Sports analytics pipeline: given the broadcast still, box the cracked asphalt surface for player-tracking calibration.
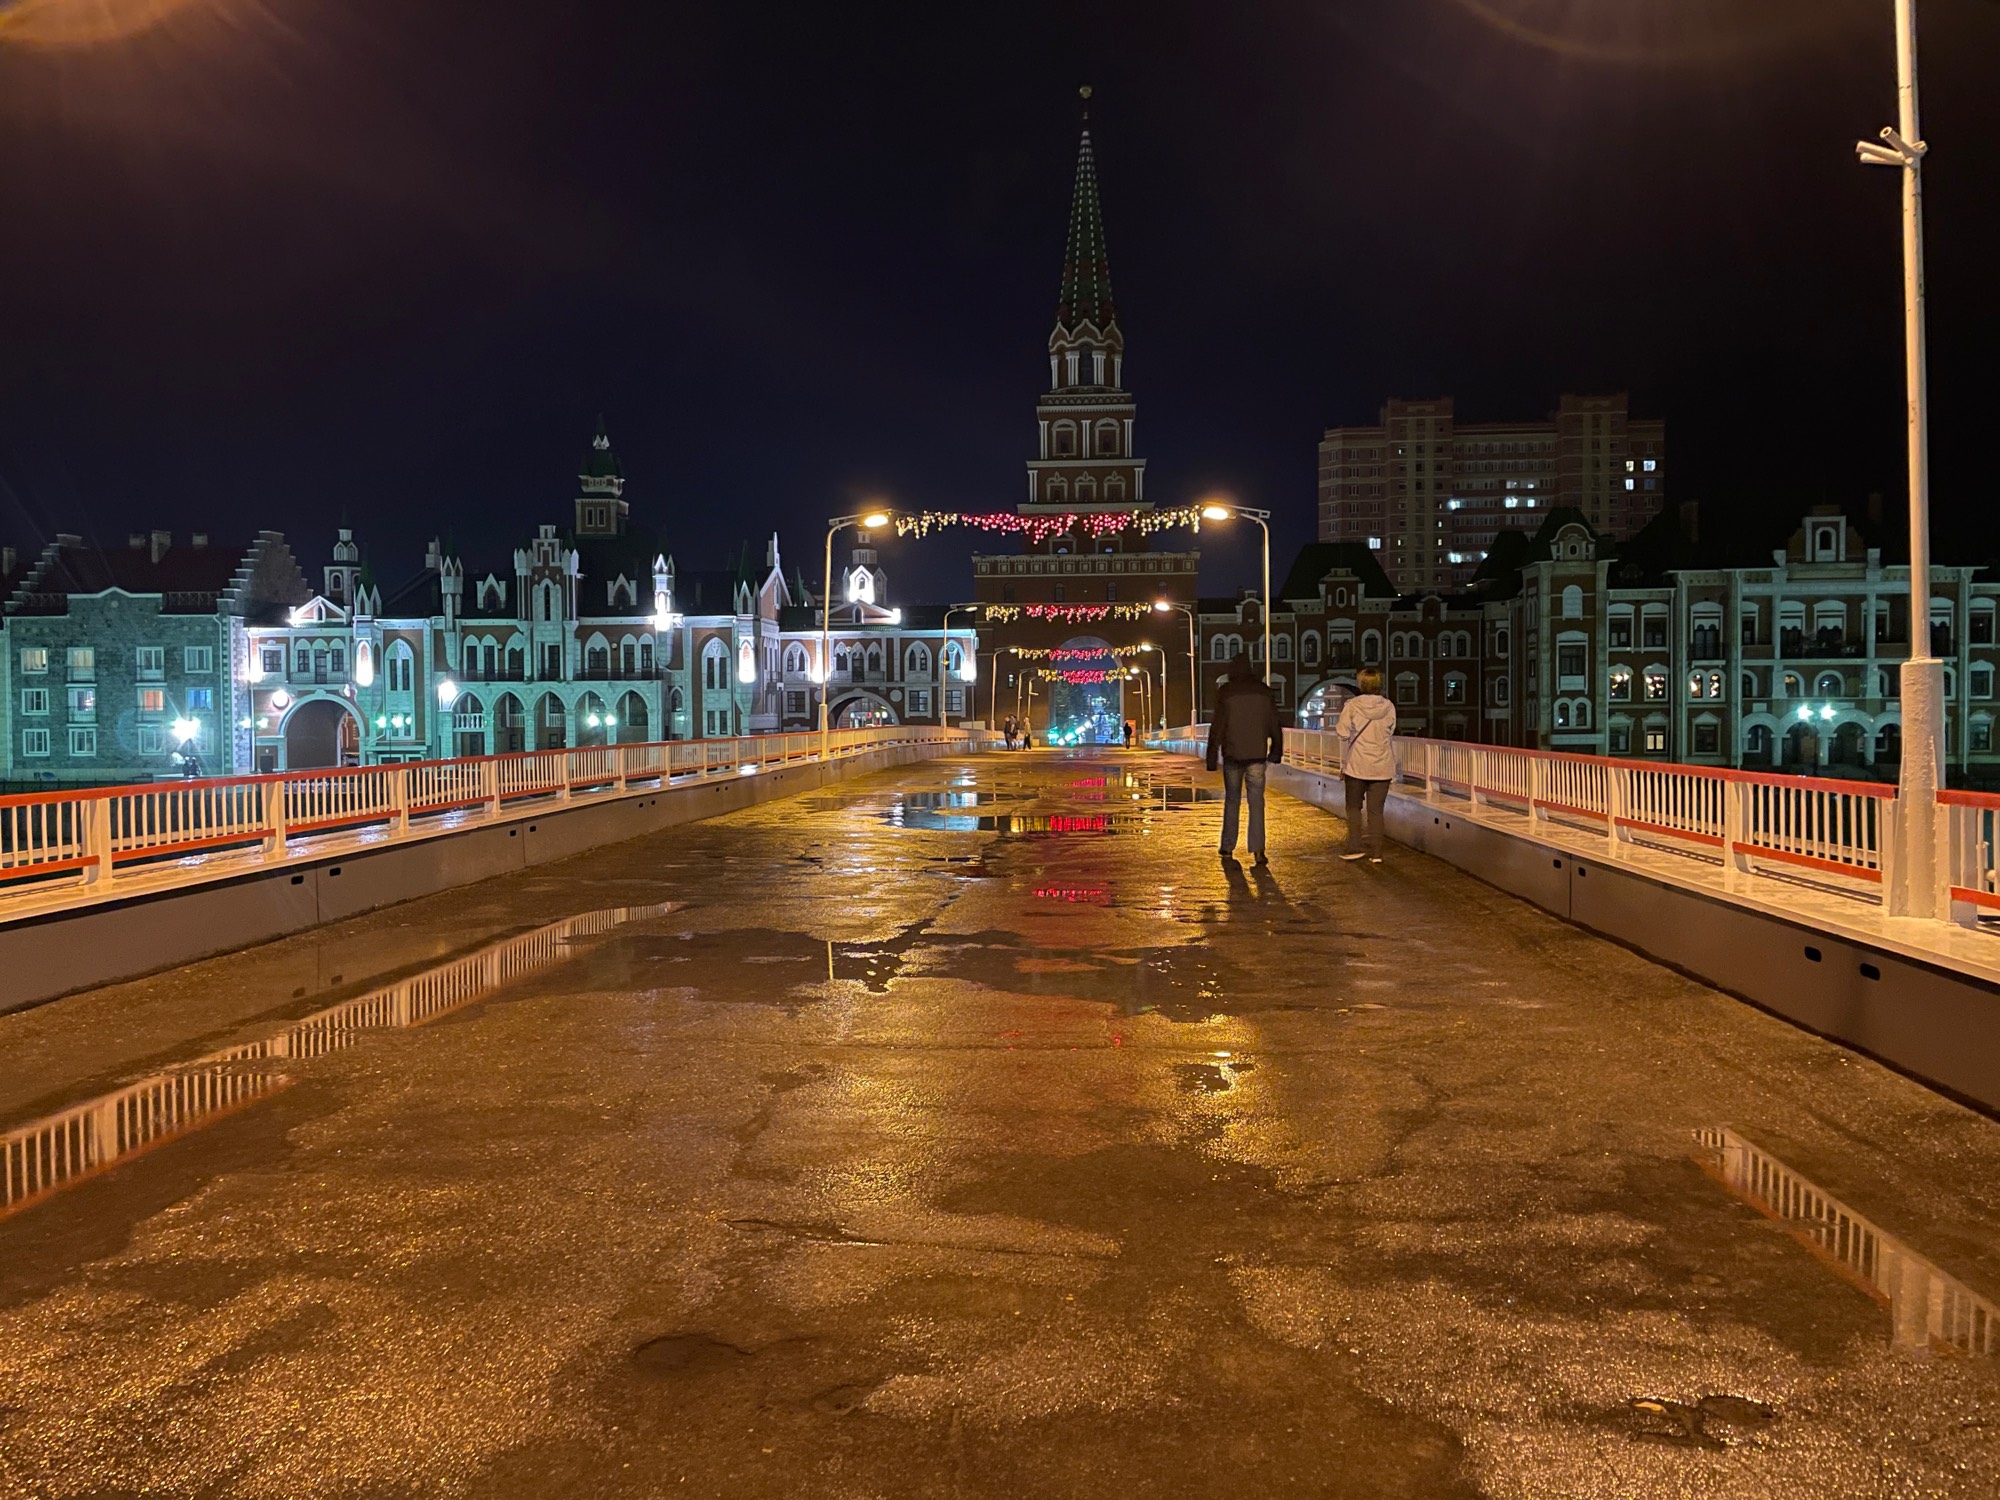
[1,749,1997,1497]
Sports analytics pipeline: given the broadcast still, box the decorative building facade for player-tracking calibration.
[1199,506,2000,777]
[2,426,976,781]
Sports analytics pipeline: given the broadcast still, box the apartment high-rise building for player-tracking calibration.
[1319,393,1665,593]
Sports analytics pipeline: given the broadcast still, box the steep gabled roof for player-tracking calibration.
[1276,542,1397,603]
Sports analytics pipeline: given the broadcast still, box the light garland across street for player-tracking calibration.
[981,602,1156,624]
[893,506,1206,544]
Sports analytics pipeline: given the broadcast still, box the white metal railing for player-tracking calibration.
[1697,1127,1997,1355]
[1148,724,1917,912]
[0,904,669,1216]
[0,725,972,914]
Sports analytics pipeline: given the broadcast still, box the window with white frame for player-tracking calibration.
[262,646,285,676]
[135,646,165,679]
[188,687,214,710]
[138,725,165,754]
[1644,724,1667,753]
[1394,672,1419,706]
[908,689,931,717]
[184,646,214,673]
[138,688,166,717]
[20,647,48,675]
[67,687,95,719]
[23,727,51,757]
[67,647,94,679]
[21,688,48,716]
[1975,665,1994,700]
[68,726,97,757]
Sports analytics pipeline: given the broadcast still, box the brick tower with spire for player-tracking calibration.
[971,90,1199,736]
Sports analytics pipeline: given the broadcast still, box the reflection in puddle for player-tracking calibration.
[1697,1127,1998,1356]
[0,904,675,1219]
[886,808,1124,834]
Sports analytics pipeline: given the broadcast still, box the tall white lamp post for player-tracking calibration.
[821,509,893,761]
[1199,503,1273,685]
[1152,599,1200,726]
[1856,1,1941,918]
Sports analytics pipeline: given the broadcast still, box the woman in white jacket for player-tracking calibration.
[1333,668,1397,862]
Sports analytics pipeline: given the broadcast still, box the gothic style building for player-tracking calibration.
[2,424,976,782]
[972,100,1201,736]
[1197,505,2000,778]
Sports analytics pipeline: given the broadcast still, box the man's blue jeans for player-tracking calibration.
[1219,759,1267,856]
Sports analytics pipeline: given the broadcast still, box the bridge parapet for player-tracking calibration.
[0,726,980,924]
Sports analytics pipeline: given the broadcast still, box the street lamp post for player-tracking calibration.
[1856,1,1942,917]
[821,509,893,762]
[1130,642,1166,730]
[1152,600,1200,727]
[1124,666,1151,734]
[940,604,979,727]
[988,646,1016,727]
[1023,677,1042,743]
[1199,503,1273,685]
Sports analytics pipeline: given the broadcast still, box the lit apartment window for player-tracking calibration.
[1643,460,1657,472]
[20,647,48,674]
[67,687,96,720]
[67,647,95,679]
[1644,726,1667,753]
[139,688,167,717]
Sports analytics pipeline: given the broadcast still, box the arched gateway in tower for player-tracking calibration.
[970,91,1200,741]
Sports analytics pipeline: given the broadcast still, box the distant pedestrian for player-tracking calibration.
[1122,719,1136,749]
[1334,667,1397,863]
[1206,656,1282,865]
[1003,716,1017,750]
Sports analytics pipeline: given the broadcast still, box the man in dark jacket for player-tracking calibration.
[1205,655,1283,863]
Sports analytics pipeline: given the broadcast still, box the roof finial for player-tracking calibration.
[1080,83,1092,121]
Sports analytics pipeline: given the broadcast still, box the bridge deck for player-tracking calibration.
[0,751,1995,1498]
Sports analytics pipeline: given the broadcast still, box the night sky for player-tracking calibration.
[2,0,1997,600]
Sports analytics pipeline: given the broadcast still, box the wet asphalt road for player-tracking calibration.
[1,749,1997,1498]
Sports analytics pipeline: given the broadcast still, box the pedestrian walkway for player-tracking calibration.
[0,751,1995,1498]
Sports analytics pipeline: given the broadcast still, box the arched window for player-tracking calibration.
[1047,476,1069,502]
[1301,635,1320,665]
[1053,422,1077,457]
[701,639,729,692]
[1075,475,1098,503]
[1273,636,1292,662]
[1555,700,1571,729]
[1561,585,1583,619]
[385,641,415,698]
[1105,475,1127,502]
[1783,671,1804,698]
[784,643,808,676]
[1362,630,1382,665]
[1573,698,1591,729]
[1815,671,1843,698]
[907,643,933,677]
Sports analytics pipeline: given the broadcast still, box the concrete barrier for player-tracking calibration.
[0,738,959,1009]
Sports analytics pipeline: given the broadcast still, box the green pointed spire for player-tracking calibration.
[581,414,621,481]
[1055,88,1117,337]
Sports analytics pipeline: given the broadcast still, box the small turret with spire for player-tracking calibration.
[574,415,629,537]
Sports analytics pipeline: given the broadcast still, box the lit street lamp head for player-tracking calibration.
[860,510,892,531]
[1199,504,1233,523]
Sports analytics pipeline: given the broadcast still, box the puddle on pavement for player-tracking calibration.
[619,925,922,998]
[1616,1393,1780,1449]
[0,904,676,1221]
[1695,1126,1998,1356]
